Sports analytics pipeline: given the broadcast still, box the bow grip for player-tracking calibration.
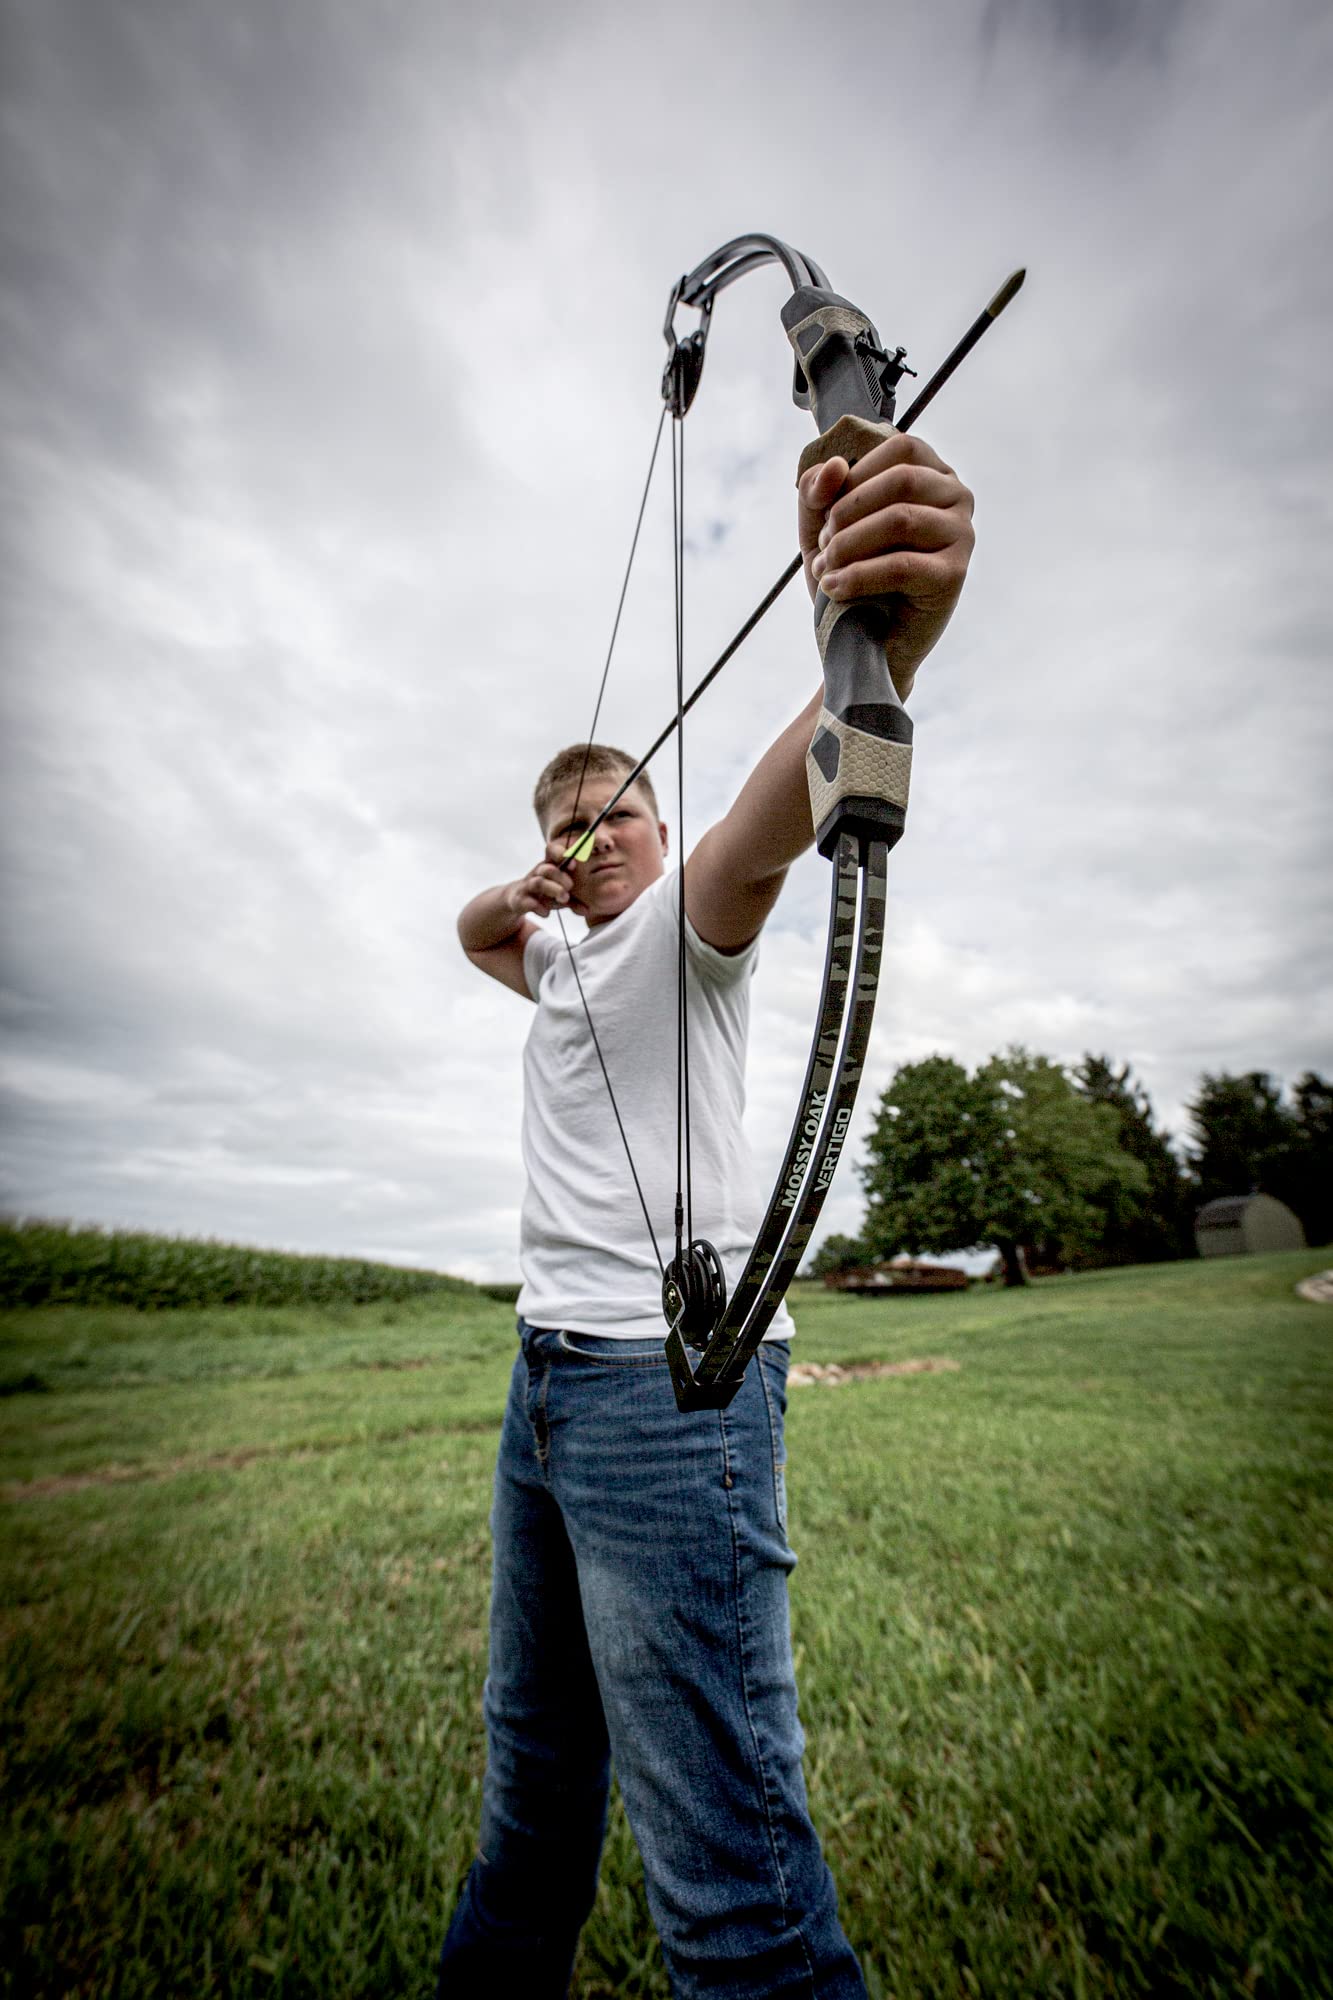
[782,289,914,860]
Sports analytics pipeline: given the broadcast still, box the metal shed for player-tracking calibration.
[1194,1193,1306,1258]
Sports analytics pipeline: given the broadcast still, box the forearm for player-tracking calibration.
[704,686,824,883]
[683,687,824,950]
[457,879,544,999]
[457,882,527,954]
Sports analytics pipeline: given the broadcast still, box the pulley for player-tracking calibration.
[662,1238,727,1348]
[661,277,713,419]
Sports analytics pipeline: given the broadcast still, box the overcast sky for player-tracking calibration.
[2,0,1330,1281]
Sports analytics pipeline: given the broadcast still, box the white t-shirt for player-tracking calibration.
[517,869,794,1342]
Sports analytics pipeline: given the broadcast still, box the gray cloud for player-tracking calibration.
[981,0,1189,62]
[2,0,1330,1280]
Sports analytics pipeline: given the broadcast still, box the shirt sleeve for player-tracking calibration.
[650,870,759,989]
[685,912,759,987]
[522,923,561,998]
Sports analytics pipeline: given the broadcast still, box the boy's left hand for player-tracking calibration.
[797,433,975,696]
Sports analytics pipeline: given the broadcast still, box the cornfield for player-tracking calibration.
[0,1217,471,1311]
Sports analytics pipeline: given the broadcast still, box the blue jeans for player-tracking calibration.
[436,1322,865,1999]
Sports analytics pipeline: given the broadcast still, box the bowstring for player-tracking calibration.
[671,413,694,1274]
[553,400,703,1293]
[554,902,666,1276]
[553,406,672,1279]
[567,407,667,833]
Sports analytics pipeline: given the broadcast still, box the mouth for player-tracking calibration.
[589,861,623,878]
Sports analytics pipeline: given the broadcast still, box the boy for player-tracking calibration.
[439,431,975,1996]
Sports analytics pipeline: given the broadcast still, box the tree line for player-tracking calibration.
[812,1054,1331,1286]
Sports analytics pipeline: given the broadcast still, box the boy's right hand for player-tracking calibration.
[507,857,575,921]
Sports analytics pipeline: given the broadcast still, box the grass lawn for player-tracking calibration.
[2,1251,1330,1996]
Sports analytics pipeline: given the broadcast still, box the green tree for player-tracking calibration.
[860,1048,1146,1286]
[1288,1072,1333,1245]
[1073,1054,1194,1265]
[859,1053,987,1264]
[1187,1071,1291,1204]
[1187,1069,1333,1246]
[807,1233,870,1279]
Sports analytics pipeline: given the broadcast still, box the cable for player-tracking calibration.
[567,406,668,830]
[555,908,665,1276]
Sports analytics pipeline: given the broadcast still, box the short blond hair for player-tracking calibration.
[533,744,659,831]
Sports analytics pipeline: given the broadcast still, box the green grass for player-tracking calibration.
[2,1250,1330,1997]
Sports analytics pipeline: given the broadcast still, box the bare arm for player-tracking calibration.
[683,687,825,951]
[458,860,572,999]
[685,433,974,952]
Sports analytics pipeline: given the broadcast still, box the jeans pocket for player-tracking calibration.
[555,1329,669,1366]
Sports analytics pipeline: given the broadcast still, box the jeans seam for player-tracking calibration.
[756,1349,787,1541]
[722,1401,819,1993]
[530,1352,553,1479]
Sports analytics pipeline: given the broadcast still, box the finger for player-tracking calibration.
[841,431,953,489]
[798,455,849,514]
[817,547,969,603]
[525,865,570,906]
[813,501,971,583]
[797,455,850,559]
[820,464,970,546]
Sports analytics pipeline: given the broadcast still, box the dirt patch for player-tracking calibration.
[1296,1269,1333,1304]
[4,1446,320,1501]
[788,1357,960,1387]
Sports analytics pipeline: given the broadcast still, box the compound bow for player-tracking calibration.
[558,234,1023,1414]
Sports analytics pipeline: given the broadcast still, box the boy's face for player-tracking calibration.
[542,775,668,929]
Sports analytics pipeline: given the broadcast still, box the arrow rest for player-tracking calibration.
[662,1238,727,1347]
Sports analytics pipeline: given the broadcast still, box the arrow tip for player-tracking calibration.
[987,268,1026,318]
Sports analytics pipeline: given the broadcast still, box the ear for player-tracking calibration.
[659,821,669,855]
